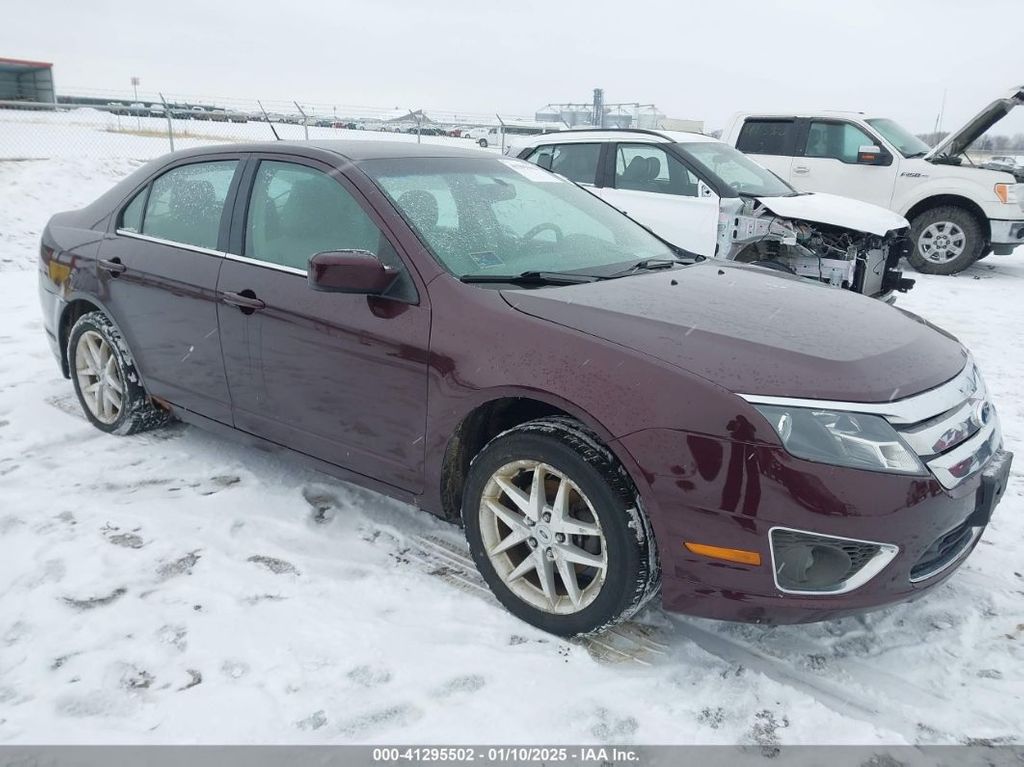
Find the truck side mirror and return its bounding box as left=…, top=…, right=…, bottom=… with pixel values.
left=857, top=145, right=892, bottom=166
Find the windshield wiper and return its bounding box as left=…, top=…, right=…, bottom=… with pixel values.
left=606, top=258, right=681, bottom=278
left=460, top=270, right=602, bottom=286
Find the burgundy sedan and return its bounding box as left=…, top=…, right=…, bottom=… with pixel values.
left=38, top=141, right=1012, bottom=636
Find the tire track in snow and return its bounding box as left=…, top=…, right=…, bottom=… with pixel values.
left=404, top=534, right=669, bottom=666
left=669, top=617, right=1009, bottom=742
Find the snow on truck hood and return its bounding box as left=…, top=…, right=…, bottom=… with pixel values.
left=502, top=260, right=966, bottom=403
left=924, top=85, right=1024, bottom=161
left=755, top=192, right=908, bottom=236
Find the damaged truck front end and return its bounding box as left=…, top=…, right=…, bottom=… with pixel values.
left=718, top=196, right=915, bottom=300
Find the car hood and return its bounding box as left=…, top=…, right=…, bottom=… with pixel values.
left=925, top=85, right=1024, bottom=161
left=502, top=261, right=966, bottom=403
left=754, top=192, right=908, bottom=236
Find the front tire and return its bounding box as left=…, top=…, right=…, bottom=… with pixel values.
left=462, top=417, right=659, bottom=636
left=908, top=206, right=984, bottom=275
left=478, top=138, right=488, bottom=148
left=68, top=311, right=170, bottom=435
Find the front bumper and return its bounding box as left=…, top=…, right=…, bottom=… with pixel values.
left=989, top=218, right=1024, bottom=254
left=620, top=424, right=1012, bottom=624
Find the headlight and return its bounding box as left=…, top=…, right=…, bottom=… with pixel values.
left=754, top=405, right=926, bottom=474
left=994, top=183, right=1019, bottom=205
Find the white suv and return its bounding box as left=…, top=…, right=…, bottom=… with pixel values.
left=509, top=129, right=913, bottom=299
left=723, top=86, right=1024, bottom=275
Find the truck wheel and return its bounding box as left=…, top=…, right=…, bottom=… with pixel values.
left=908, top=206, right=983, bottom=275
left=478, top=138, right=488, bottom=148
left=462, top=417, right=660, bottom=637
left=68, top=311, right=171, bottom=435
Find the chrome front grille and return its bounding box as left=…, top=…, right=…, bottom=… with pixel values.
left=889, top=359, right=1001, bottom=490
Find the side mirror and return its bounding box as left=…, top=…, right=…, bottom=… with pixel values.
left=857, top=145, right=892, bottom=166
left=308, top=250, right=399, bottom=295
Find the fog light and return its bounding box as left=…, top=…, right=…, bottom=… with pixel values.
left=775, top=543, right=851, bottom=590
left=770, top=528, right=899, bottom=595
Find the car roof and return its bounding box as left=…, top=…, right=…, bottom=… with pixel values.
left=512, top=128, right=720, bottom=148
left=165, top=139, right=493, bottom=162
left=733, top=110, right=872, bottom=121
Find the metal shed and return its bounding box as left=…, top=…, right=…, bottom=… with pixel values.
left=0, top=57, right=56, bottom=103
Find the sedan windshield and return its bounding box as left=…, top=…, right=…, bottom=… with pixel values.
left=866, top=118, right=932, bottom=158
left=361, top=156, right=677, bottom=281
left=677, top=141, right=795, bottom=197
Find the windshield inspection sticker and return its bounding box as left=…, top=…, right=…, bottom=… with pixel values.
left=498, top=158, right=563, bottom=183
left=469, top=251, right=505, bottom=268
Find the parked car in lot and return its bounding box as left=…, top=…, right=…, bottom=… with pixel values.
left=39, top=141, right=1012, bottom=635
left=723, top=86, right=1024, bottom=274
left=465, top=126, right=499, bottom=147
left=512, top=129, right=915, bottom=300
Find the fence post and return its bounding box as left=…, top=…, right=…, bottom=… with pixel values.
left=496, top=113, right=506, bottom=154
left=294, top=101, right=309, bottom=140
left=160, top=92, right=174, bottom=152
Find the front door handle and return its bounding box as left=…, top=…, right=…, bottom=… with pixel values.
left=98, top=257, right=126, bottom=276
left=793, top=165, right=810, bottom=175
left=221, top=290, right=266, bottom=313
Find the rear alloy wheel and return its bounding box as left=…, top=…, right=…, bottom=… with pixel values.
left=68, top=311, right=170, bottom=435
left=908, top=206, right=983, bottom=275
left=463, top=417, right=659, bottom=636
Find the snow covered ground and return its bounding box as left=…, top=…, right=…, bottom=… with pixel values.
left=1, top=151, right=1023, bottom=746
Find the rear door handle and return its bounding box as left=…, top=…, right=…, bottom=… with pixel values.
left=98, top=257, right=126, bottom=275
left=221, top=290, right=266, bottom=312
left=793, top=165, right=810, bottom=175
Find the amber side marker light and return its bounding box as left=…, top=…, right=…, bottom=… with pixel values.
left=684, top=541, right=762, bottom=566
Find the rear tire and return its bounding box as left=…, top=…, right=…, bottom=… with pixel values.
left=68, top=311, right=171, bottom=435
left=462, top=417, right=659, bottom=637
left=908, top=206, right=984, bottom=275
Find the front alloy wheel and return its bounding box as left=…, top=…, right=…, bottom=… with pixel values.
left=479, top=460, right=608, bottom=614
left=908, top=205, right=983, bottom=275
left=918, top=221, right=966, bottom=265
left=463, top=417, right=659, bottom=636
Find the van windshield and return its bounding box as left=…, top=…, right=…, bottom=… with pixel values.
left=677, top=141, right=795, bottom=197
left=361, top=156, right=677, bottom=280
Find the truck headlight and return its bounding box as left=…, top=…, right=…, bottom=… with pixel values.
left=754, top=405, right=926, bottom=474
left=994, top=183, right=1019, bottom=205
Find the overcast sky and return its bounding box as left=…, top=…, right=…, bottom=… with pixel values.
left=3, top=0, right=1022, bottom=132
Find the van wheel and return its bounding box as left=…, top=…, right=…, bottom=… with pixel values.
left=68, top=311, right=171, bottom=435
left=462, top=417, right=660, bottom=637
left=908, top=206, right=983, bottom=275
left=478, top=138, right=488, bottom=148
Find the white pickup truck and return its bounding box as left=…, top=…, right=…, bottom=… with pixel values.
left=723, top=86, right=1024, bottom=274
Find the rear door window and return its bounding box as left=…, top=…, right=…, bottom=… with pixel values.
left=142, top=161, right=238, bottom=250
left=525, top=143, right=601, bottom=185
left=736, top=120, right=797, bottom=156
left=119, top=188, right=147, bottom=233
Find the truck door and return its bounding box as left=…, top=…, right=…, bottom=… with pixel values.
left=733, top=118, right=798, bottom=184
left=791, top=119, right=899, bottom=207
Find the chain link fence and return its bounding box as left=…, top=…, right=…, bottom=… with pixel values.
left=0, top=92, right=563, bottom=162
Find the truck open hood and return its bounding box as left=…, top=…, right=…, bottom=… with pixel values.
left=925, top=85, right=1024, bottom=161
left=754, top=192, right=908, bottom=236
left=502, top=261, right=966, bottom=403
